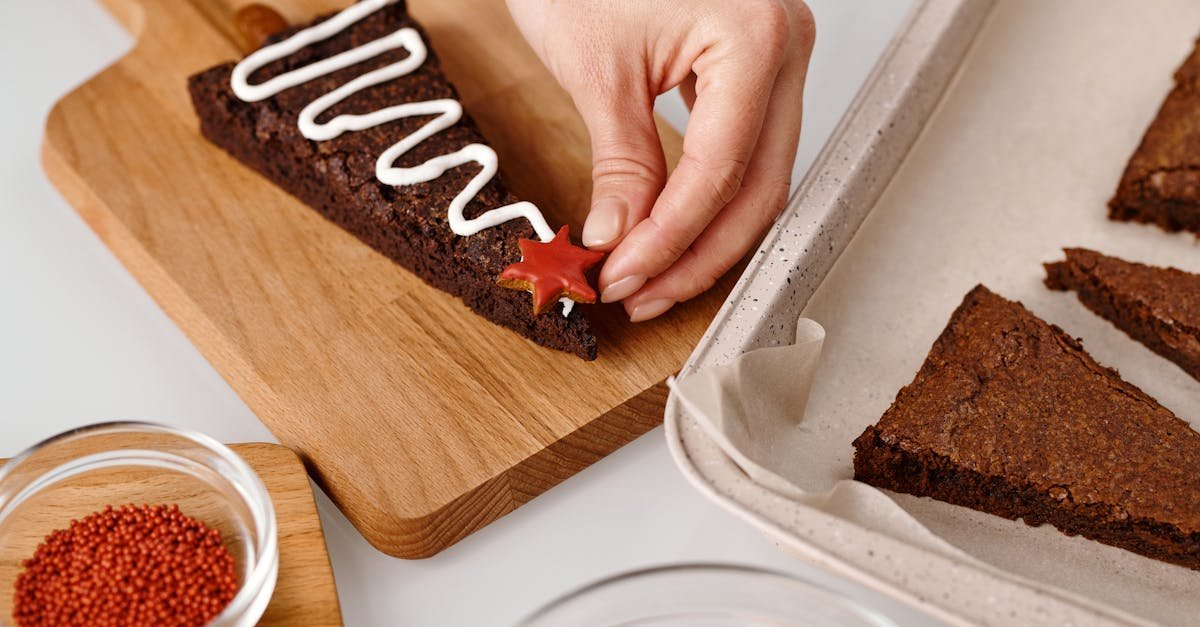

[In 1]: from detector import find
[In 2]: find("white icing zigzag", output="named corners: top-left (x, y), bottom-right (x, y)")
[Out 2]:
top-left (229, 0), bottom-right (573, 316)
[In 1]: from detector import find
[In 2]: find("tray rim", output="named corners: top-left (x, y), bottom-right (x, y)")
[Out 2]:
top-left (663, 0), bottom-right (1146, 624)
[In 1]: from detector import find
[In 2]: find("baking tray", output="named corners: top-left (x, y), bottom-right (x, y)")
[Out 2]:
top-left (666, 0), bottom-right (1200, 624)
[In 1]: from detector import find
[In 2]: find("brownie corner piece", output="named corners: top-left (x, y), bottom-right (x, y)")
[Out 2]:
top-left (1044, 247), bottom-right (1200, 381)
top-left (1108, 37), bottom-right (1200, 234)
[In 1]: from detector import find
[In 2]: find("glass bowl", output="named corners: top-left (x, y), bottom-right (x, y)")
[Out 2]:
top-left (518, 563), bottom-right (898, 627)
top-left (0, 421), bottom-right (278, 626)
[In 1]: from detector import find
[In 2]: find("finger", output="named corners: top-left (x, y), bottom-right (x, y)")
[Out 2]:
top-left (575, 83), bottom-right (668, 251)
top-left (624, 9), bottom-right (814, 321)
top-left (598, 12), bottom-right (791, 303)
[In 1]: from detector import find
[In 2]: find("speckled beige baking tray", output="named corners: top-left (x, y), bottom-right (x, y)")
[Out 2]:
top-left (666, 0), bottom-right (1200, 625)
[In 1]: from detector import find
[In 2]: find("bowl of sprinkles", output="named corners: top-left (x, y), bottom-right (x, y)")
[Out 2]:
top-left (0, 422), bottom-right (278, 626)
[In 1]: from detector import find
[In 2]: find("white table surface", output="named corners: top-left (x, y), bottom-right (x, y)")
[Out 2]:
top-left (1, 1), bottom-right (932, 625)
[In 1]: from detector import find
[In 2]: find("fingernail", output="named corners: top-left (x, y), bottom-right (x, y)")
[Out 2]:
top-left (582, 197), bottom-right (625, 248)
top-left (629, 298), bottom-right (675, 322)
top-left (601, 274), bottom-right (646, 303)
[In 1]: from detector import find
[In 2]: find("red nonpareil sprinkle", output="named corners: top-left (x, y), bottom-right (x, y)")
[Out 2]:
top-left (13, 503), bottom-right (239, 626)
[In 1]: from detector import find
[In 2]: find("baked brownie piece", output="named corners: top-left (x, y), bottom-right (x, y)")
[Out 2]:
top-left (1046, 248), bottom-right (1200, 382)
top-left (1108, 37), bottom-right (1200, 233)
top-left (187, 3), bottom-right (598, 359)
top-left (853, 285), bottom-right (1200, 570)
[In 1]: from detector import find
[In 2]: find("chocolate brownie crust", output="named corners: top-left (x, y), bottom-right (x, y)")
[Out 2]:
top-left (188, 4), bottom-right (597, 359)
top-left (1109, 37), bottom-right (1200, 234)
top-left (853, 285), bottom-right (1200, 569)
top-left (1045, 248), bottom-right (1200, 382)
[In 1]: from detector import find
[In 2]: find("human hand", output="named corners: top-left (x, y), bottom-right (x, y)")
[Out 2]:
top-left (507, 0), bottom-right (814, 321)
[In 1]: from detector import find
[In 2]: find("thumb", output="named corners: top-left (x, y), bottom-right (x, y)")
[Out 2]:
top-left (575, 88), bottom-right (668, 251)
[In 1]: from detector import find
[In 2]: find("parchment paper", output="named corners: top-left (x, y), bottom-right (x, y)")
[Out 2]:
top-left (675, 1), bottom-right (1200, 624)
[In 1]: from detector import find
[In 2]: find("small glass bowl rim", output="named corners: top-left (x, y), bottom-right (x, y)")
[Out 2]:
top-left (517, 562), bottom-right (899, 627)
top-left (0, 420), bottom-right (279, 624)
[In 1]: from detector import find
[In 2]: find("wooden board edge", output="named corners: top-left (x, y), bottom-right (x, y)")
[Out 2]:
top-left (237, 443), bottom-right (345, 626)
top-left (97, 0), bottom-right (145, 35)
top-left (338, 381), bottom-right (667, 558)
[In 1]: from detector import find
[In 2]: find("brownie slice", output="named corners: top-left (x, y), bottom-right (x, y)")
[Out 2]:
top-left (853, 285), bottom-right (1200, 570)
top-left (1046, 248), bottom-right (1200, 382)
top-left (187, 3), bottom-right (598, 359)
top-left (1108, 37), bottom-right (1200, 233)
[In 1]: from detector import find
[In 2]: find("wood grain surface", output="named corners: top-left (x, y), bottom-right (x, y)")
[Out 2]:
top-left (0, 443), bottom-right (342, 625)
top-left (43, 0), bottom-right (731, 557)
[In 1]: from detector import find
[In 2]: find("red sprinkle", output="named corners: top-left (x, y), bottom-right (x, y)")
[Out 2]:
top-left (13, 503), bottom-right (239, 626)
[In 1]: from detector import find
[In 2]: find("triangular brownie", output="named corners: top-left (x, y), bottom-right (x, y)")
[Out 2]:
top-left (853, 285), bottom-right (1200, 570)
top-left (1109, 37), bottom-right (1200, 233)
top-left (187, 2), bottom-right (598, 359)
top-left (1046, 248), bottom-right (1200, 382)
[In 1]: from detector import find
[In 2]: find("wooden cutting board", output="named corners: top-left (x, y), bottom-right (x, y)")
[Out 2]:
top-left (0, 443), bottom-right (342, 625)
top-left (43, 0), bottom-right (731, 558)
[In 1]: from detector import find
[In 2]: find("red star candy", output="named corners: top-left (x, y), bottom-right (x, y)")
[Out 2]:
top-left (497, 225), bottom-right (605, 315)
